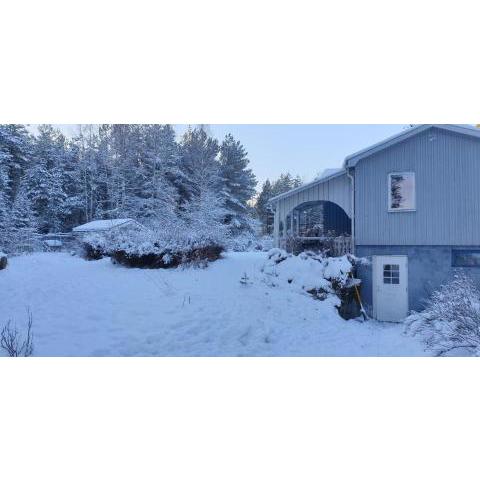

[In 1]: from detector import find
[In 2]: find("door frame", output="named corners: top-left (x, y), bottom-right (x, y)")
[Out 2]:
top-left (372, 255), bottom-right (409, 322)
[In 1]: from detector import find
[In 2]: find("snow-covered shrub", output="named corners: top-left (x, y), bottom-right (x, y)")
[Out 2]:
top-left (108, 223), bottom-right (224, 269)
top-left (261, 249), bottom-right (361, 319)
top-left (81, 233), bottom-right (112, 260)
top-left (405, 273), bottom-right (480, 356)
top-left (262, 249), bottom-right (353, 296)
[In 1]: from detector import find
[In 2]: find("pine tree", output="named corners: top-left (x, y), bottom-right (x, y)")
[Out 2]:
top-left (255, 173), bottom-right (302, 234)
top-left (135, 124), bottom-right (180, 227)
top-left (178, 126), bottom-right (221, 204)
top-left (0, 124), bottom-right (31, 202)
top-left (219, 134), bottom-right (257, 234)
top-left (6, 187), bottom-right (38, 252)
top-left (25, 125), bottom-right (68, 232)
top-left (255, 179), bottom-right (274, 234)
top-left (179, 127), bottom-right (227, 243)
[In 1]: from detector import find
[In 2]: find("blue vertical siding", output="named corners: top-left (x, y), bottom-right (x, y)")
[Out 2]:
top-left (355, 127), bottom-right (480, 246)
top-left (356, 245), bottom-right (480, 314)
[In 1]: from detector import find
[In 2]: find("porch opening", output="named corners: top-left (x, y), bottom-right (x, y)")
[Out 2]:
top-left (281, 200), bottom-right (352, 256)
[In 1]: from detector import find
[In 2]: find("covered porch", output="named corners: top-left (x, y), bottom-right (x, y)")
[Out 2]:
top-left (270, 169), bottom-right (353, 256)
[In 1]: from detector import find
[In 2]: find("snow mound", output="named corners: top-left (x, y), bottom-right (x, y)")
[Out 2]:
top-left (261, 249), bottom-right (353, 295)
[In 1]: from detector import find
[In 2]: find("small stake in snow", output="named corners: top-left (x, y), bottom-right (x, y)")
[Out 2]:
top-left (240, 272), bottom-right (250, 286)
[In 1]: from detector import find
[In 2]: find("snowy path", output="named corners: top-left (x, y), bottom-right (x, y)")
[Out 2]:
top-left (0, 252), bottom-right (427, 356)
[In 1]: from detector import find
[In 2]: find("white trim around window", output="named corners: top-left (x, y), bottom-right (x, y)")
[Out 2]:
top-left (387, 172), bottom-right (416, 212)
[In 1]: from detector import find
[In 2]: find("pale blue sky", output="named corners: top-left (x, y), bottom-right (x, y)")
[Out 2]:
top-left (38, 124), bottom-right (408, 186)
top-left (184, 124), bottom-right (407, 185)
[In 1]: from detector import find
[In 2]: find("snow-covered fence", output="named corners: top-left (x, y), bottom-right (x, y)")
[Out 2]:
top-left (37, 233), bottom-right (76, 252)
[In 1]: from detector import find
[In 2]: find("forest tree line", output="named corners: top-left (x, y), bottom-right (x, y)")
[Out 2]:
top-left (0, 124), bottom-right (301, 252)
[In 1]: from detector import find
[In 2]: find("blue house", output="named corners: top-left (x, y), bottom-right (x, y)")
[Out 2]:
top-left (270, 124), bottom-right (480, 322)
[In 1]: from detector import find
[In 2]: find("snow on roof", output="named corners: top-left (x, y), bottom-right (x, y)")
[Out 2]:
top-left (44, 239), bottom-right (63, 247)
top-left (317, 167), bottom-right (344, 180)
top-left (72, 218), bottom-right (136, 233)
top-left (268, 168), bottom-right (346, 203)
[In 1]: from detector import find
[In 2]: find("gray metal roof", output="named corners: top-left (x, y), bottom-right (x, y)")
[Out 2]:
top-left (268, 168), bottom-right (347, 203)
top-left (344, 124), bottom-right (480, 167)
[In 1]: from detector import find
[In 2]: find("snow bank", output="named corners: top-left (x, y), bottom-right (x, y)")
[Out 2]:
top-left (261, 249), bottom-right (353, 296)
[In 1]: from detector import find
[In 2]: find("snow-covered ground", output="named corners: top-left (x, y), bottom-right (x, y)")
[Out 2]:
top-left (0, 252), bottom-right (427, 356)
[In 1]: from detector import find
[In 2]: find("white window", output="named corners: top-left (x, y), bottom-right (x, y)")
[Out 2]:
top-left (383, 264), bottom-right (400, 284)
top-left (388, 172), bottom-right (416, 211)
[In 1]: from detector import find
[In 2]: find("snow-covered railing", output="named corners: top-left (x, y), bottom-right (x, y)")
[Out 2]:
top-left (281, 234), bottom-right (352, 256)
top-left (332, 236), bottom-right (352, 256)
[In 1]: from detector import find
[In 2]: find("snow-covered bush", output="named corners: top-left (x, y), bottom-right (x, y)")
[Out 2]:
top-left (102, 221), bottom-right (225, 269)
top-left (81, 233), bottom-right (112, 260)
top-left (405, 273), bottom-right (480, 356)
top-left (261, 249), bottom-right (353, 297)
top-left (261, 249), bottom-right (361, 319)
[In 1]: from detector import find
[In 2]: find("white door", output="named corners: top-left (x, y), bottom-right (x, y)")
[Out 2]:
top-left (373, 256), bottom-right (408, 322)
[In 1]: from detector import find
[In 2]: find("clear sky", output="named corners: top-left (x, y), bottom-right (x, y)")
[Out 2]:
top-left (37, 124), bottom-right (408, 187)
top-left (176, 124), bottom-right (407, 186)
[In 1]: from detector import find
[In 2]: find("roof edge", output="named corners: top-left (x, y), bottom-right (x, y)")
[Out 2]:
top-left (344, 124), bottom-right (480, 167)
top-left (268, 168), bottom-right (347, 204)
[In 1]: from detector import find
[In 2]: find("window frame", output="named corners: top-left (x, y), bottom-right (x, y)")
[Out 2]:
top-left (452, 249), bottom-right (480, 268)
top-left (387, 171), bottom-right (416, 213)
top-left (383, 264), bottom-right (400, 285)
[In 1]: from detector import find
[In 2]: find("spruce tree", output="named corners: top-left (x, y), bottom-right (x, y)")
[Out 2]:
top-left (219, 134), bottom-right (257, 234)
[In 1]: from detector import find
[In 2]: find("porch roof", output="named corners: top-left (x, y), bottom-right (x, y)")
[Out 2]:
top-left (268, 168), bottom-right (347, 203)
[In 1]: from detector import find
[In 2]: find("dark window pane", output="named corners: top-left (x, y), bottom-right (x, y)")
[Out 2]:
top-left (453, 250), bottom-right (480, 267)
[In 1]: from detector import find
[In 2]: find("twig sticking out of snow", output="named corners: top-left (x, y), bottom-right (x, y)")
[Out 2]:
top-left (0, 309), bottom-right (34, 357)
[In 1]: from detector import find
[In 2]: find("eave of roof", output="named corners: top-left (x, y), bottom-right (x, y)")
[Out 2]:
top-left (268, 168), bottom-right (346, 203)
top-left (72, 218), bottom-right (135, 232)
top-left (344, 124), bottom-right (480, 167)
